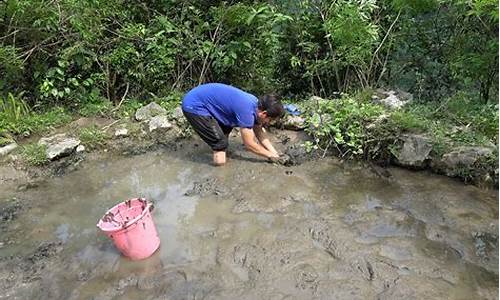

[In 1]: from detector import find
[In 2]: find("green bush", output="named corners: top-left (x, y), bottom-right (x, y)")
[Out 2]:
top-left (304, 95), bottom-right (384, 157)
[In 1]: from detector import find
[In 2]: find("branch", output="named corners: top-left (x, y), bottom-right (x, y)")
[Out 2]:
top-left (113, 82), bottom-right (129, 111)
top-left (368, 9), bottom-right (401, 82)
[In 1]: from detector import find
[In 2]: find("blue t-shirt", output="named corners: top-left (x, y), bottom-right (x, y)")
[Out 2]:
top-left (181, 83), bottom-right (258, 128)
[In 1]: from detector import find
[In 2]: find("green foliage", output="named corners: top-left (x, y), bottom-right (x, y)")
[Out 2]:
top-left (78, 93), bottom-right (112, 117)
top-left (387, 110), bottom-right (427, 132)
top-left (0, 0), bottom-right (496, 104)
top-left (0, 93), bottom-right (31, 124)
top-left (79, 126), bottom-right (107, 149)
top-left (21, 143), bottom-right (48, 166)
top-left (387, 0), bottom-right (498, 102)
top-left (157, 91), bottom-right (183, 112)
top-left (115, 99), bottom-right (143, 119)
top-left (0, 46), bottom-right (23, 91)
top-left (304, 95), bottom-right (384, 157)
top-left (0, 0), bottom-right (497, 167)
top-left (0, 106), bottom-right (71, 135)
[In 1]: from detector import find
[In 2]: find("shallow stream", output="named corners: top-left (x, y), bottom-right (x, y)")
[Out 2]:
top-left (0, 141), bottom-right (498, 299)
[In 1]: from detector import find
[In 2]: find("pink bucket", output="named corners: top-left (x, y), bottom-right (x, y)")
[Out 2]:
top-left (97, 198), bottom-right (160, 260)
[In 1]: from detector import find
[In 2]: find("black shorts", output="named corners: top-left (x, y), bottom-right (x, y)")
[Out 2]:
top-left (183, 110), bottom-right (233, 151)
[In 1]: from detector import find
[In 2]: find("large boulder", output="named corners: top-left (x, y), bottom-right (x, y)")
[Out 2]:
top-left (438, 146), bottom-right (494, 176)
top-left (392, 134), bottom-right (432, 168)
top-left (38, 134), bottom-right (81, 160)
top-left (135, 102), bottom-right (167, 122)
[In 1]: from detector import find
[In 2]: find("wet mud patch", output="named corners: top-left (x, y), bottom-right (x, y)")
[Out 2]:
top-left (0, 240), bottom-right (63, 296)
top-left (232, 195), bottom-right (295, 214)
top-left (0, 198), bottom-right (23, 225)
top-left (473, 231), bottom-right (498, 262)
top-left (184, 178), bottom-right (228, 197)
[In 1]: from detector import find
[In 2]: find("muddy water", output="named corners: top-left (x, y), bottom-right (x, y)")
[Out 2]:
top-left (0, 143), bottom-right (498, 300)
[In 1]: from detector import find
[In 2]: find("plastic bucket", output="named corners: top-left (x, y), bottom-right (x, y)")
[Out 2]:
top-left (97, 198), bottom-right (160, 260)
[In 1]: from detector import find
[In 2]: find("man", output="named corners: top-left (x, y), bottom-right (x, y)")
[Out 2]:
top-left (182, 83), bottom-right (285, 166)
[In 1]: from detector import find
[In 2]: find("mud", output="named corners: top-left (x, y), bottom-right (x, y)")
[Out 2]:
top-left (0, 131), bottom-right (498, 299)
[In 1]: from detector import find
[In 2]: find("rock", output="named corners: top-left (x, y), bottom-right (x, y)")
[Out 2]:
top-left (76, 145), bottom-right (86, 153)
top-left (172, 107), bottom-right (184, 120)
top-left (381, 94), bottom-right (405, 109)
top-left (0, 143), bottom-right (18, 156)
top-left (366, 113), bottom-right (390, 130)
top-left (434, 146), bottom-right (495, 177)
top-left (148, 115), bottom-right (173, 132)
top-left (308, 95), bottom-right (327, 104)
top-left (283, 115), bottom-right (306, 130)
top-left (441, 146), bottom-right (493, 168)
top-left (392, 134), bottom-right (432, 168)
top-left (373, 89), bottom-right (413, 110)
top-left (114, 128), bottom-right (129, 137)
top-left (38, 134), bottom-right (81, 160)
top-left (135, 102), bottom-right (167, 122)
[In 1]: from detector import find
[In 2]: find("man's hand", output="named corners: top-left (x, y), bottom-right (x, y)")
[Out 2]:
top-left (267, 153), bottom-right (291, 166)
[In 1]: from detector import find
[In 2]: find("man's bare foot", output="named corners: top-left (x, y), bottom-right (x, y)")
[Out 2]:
top-left (213, 151), bottom-right (226, 166)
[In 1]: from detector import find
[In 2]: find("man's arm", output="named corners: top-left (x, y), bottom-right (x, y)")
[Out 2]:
top-left (240, 128), bottom-right (279, 159)
top-left (253, 125), bottom-right (279, 156)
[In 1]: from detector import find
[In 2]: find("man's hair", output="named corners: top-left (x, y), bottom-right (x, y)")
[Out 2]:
top-left (258, 94), bottom-right (285, 119)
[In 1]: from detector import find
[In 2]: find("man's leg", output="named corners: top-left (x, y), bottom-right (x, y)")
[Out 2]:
top-left (183, 110), bottom-right (230, 166)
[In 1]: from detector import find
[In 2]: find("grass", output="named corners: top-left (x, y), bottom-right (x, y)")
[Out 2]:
top-left (21, 143), bottom-right (48, 166)
top-left (79, 126), bottom-right (107, 149)
top-left (0, 107), bottom-right (72, 136)
top-left (0, 131), bottom-right (15, 147)
top-left (78, 100), bottom-right (112, 117)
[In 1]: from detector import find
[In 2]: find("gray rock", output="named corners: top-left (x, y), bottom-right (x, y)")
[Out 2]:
top-left (441, 146), bottom-right (493, 169)
top-left (148, 115), bottom-right (173, 132)
top-left (172, 107), bottom-right (184, 120)
top-left (283, 115), bottom-right (306, 131)
top-left (393, 134), bottom-right (432, 168)
top-left (114, 128), bottom-right (129, 137)
top-left (76, 145), bottom-right (86, 153)
top-left (0, 143), bottom-right (18, 156)
top-left (38, 134), bottom-right (81, 160)
top-left (135, 102), bottom-right (167, 122)
top-left (374, 89), bottom-right (413, 110)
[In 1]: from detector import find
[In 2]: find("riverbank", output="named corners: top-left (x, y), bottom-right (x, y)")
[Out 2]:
top-left (0, 90), bottom-right (497, 188)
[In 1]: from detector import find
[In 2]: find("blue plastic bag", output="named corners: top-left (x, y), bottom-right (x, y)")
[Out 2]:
top-left (284, 104), bottom-right (301, 116)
